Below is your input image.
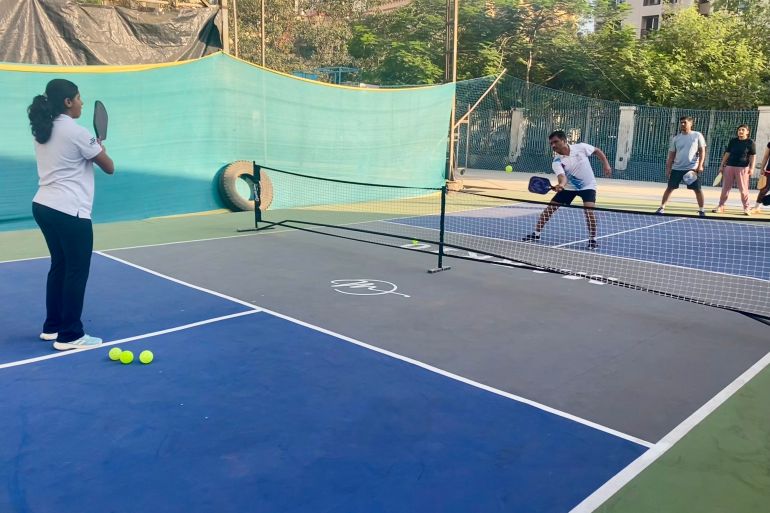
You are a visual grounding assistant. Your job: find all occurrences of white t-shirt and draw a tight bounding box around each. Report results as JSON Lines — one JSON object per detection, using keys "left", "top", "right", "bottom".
{"left": 551, "top": 143, "right": 597, "bottom": 191}
{"left": 32, "top": 114, "right": 102, "bottom": 219}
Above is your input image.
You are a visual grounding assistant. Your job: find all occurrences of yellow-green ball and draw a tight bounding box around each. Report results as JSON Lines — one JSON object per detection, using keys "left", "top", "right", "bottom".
{"left": 120, "top": 351, "right": 134, "bottom": 364}
{"left": 505, "top": 165, "right": 513, "bottom": 173}
{"left": 139, "top": 350, "right": 154, "bottom": 364}
{"left": 108, "top": 347, "right": 122, "bottom": 361}
{"left": 412, "top": 239, "right": 419, "bottom": 245}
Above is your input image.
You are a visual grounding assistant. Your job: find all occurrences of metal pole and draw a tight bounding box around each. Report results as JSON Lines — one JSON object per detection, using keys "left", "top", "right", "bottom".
{"left": 453, "top": 68, "right": 507, "bottom": 130}
{"left": 445, "top": 0, "right": 452, "bottom": 83}
{"left": 261, "top": 0, "right": 266, "bottom": 67}
{"left": 428, "top": 186, "right": 451, "bottom": 273}
{"left": 464, "top": 105, "right": 471, "bottom": 171}
{"left": 221, "top": 0, "right": 230, "bottom": 54}
{"left": 233, "top": 0, "right": 239, "bottom": 58}
{"left": 446, "top": 0, "right": 459, "bottom": 182}
{"left": 452, "top": 0, "right": 458, "bottom": 85}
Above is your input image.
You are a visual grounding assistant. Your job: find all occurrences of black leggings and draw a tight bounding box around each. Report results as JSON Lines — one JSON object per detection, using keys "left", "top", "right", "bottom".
{"left": 32, "top": 202, "right": 93, "bottom": 342}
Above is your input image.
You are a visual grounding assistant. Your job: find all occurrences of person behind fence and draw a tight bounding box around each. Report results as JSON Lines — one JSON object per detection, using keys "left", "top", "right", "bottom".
{"left": 751, "top": 140, "right": 770, "bottom": 213}
{"left": 712, "top": 124, "right": 756, "bottom": 215}
{"left": 655, "top": 116, "right": 707, "bottom": 217}
{"left": 28, "top": 79, "right": 115, "bottom": 351}
{"left": 521, "top": 130, "right": 612, "bottom": 250}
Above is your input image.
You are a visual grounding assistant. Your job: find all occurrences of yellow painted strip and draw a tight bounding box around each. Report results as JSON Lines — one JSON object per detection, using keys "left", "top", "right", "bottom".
{"left": 0, "top": 52, "right": 219, "bottom": 74}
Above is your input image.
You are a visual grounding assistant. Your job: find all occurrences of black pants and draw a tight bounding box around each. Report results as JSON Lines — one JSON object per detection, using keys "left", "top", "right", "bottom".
{"left": 32, "top": 202, "right": 93, "bottom": 342}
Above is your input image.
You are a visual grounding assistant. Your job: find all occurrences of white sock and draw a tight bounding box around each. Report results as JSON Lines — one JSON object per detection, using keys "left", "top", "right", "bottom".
{"left": 534, "top": 230, "right": 541, "bottom": 236}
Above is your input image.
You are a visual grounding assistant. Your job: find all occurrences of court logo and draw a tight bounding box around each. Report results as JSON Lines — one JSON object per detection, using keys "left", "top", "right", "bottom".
{"left": 330, "top": 279, "right": 410, "bottom": 298}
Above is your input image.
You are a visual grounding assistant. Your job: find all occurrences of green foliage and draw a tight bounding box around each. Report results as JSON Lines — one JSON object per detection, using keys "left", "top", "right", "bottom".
{"left": 228, "top": 0, "right": 770, "bottom": 107}
{"left": 234, "top": 0, "right": 365, "bottom": 77}
{"left": 631, "top": 8, "right": 769, "bottom": 109}
{"left": 349, "top": 0, "right": 447, "bottom": 84}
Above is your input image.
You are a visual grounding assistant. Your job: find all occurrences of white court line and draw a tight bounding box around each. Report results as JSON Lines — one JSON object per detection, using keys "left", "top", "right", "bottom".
{"left": 0, "top": 199, "right": 524, "bottom": 265}
{"left": 95, "top": 251, "right": 262, "bottom": 309}
{"left": 6, "top": 238, "right": 654, "bottom": 447}
{"left": 235, "top": 307, "right": 651, "bottom": 447}
{"left": 0, "top": 224, "right": 295, "bottom": 265}
{"left": 386, "top": 216, "right": 770, "bottom": 283}
{"left": 570, "top": 350, "right": 770, "bottom": 513}
{"left": 554, "top": 217, "right": 686, "bottom": 248}
{"left": 0, "top": 311, "right": 258, "bottom": 370}
{"left": 92, "top": 252, "right": 653, "bottom": 448}
{"left": 0, "top": 255, "right": 48, "bottom": 264}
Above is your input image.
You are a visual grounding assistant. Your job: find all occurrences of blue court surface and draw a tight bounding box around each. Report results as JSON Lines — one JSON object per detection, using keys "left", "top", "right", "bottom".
{"left": 0, "top": 255, "right": 251, "bottom": 366}
{"left": 390, "top": 205, "right": 770, "bottom": 280}
{"left": 0, "top": 254, "right": 647, "bottom": 513}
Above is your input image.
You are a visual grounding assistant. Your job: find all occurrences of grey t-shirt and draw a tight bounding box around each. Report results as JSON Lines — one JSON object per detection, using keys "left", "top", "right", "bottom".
{"left": 669, "top": 131, "right": 707, "bottom": 170}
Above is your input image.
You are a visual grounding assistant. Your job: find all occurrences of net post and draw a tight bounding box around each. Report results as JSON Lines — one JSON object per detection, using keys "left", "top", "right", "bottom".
{"left": 237, "top": 161, "right": 275, "bottom": 232}
{"left": 428, "top": 185, "right": 451, "bottom": 274}
{"left": 253, "top": 162, "right": 263, "bottom": 228}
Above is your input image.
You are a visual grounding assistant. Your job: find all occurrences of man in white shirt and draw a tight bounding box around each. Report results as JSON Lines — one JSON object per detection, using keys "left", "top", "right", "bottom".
{"left": 522, "top": 130, "right": 612, "bottom": 249}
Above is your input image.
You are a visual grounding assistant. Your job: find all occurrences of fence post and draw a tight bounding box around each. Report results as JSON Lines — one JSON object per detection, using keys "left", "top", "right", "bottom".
{"left": 584, "top": 103, "right": 592, "bottom": 143}
{"left": 615, "top": 106, "right": 636, "bottom": 172}
{"left": 507, "top": 108, "right": 526, "bottom": 164}
{"left": 705, "top": 108, "right": 716, "bottom": 151}
{"left": 755, "top": 106, "right": 770, "bottom": 177}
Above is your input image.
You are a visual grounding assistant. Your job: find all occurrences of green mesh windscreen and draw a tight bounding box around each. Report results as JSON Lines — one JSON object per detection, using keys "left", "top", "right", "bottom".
{"left": 0, "top": 53, "right": 454, "bottom": 231}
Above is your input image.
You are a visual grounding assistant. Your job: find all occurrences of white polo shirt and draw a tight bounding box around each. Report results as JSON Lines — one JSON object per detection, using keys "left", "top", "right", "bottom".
{"left": 33, "top": 114, "right": 102, "bottom": 219}
{"left": 551, "top": 143, "right": 598, "bottom": 191}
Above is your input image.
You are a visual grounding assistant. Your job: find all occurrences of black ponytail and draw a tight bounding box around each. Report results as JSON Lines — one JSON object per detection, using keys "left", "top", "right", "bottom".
{"left": 28, "top": 79, "right": 79, "bottom": 144}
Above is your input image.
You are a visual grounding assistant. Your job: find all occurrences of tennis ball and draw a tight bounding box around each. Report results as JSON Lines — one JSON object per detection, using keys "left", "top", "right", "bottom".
{"left": 120, "top": 351, "right": 134, "bottom": 365}
{"left": 412, "top": 239, "right": 419, "bottom": 245}
{"left": 139, "top": 350, "right": 154, "bottom": 364}
{"left": 108, "top": 347, "right": 122, "bottom": 361}
{"left": 505, "top": 165, "right": 513, "bottom": 173}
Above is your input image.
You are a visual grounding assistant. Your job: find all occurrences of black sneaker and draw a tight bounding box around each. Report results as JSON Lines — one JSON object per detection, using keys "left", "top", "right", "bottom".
{"left": 522, "top": 233, "right": 541, "bottom": 242}
{"left": 586, "top": 239, "right": 598, "bottom": 250}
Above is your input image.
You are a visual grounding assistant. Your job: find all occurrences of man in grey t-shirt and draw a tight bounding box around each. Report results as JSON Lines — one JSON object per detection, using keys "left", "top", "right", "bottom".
{"left": 656, "top": 116, "right": 708, "bottom": 216}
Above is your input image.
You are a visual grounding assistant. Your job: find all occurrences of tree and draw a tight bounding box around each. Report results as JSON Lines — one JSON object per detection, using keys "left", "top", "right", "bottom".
{"left": 505, "top": 0, "right": 589, "bottom": 85}
{"left": 348, "top": 0, "right": 447, "bottom": 84}
{"left": 349, "top": 0, "right": 586, "bottom": 85}
{"left": 554, "top": 0, "right": 642, "bottom": 102}
{"left": 235, "top": 0, "right": 369, "bottom": 76}
{"left": 630, "top": 7, "right": 769, "bottom": 109}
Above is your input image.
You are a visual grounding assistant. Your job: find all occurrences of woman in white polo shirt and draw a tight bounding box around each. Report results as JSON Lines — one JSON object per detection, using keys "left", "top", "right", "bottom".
{"left": 28, "top": 79, "right": 114, "bottom": 351}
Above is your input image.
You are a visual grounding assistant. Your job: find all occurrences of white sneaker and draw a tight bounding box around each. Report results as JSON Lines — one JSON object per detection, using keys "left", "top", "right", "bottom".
{"left": 39, "top": 332, "right": 58, "bottom": 341}
{"left": 53, "top": 335, "right": 103, "bottom": 351}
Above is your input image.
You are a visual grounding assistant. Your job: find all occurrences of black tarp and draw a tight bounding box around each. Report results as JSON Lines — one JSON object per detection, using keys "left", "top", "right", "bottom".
{"left": 0, "top": 0, "right": 222, "bottom": 65}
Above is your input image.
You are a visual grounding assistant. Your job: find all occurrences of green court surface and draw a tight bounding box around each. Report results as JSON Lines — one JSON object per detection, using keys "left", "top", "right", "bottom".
{"left": 596, "top": 359, "right": 770, "bottom": 513}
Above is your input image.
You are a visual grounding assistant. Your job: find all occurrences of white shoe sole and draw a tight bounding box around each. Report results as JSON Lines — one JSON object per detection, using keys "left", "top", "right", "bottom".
{"left": 39, "top": 332, "right": 58, "bottom": 341}
{"left": 53, "top": 339, "right": 103, "bottom": 351}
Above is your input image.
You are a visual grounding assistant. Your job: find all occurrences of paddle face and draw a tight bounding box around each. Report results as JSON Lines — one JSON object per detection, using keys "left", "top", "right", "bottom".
{"left": 759, "top": 173, "right": 767, "bottom": 191}
{"left": 528, "top": 176, "right": 553, "bottom": 195}
{"left": 682, "top": 170, "right": 698, "bottom": 186}
{"left": 712, "top": 172, "right": 722, "bottom": 187}
{"left": 93, "top": 100, "right": 108, "bottom": 141}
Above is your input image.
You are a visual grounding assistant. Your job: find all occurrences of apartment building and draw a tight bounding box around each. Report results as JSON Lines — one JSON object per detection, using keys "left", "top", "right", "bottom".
{"left": 620, "top": 0, "right": 712, "bottom": 37}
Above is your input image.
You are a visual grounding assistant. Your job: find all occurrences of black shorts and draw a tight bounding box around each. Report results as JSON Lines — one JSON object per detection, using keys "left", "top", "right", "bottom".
{"left": 552, "top": 189, "right": 596, "bottom": 205}
{"left": 668, "top": 169, "right": 701, "bottom": 191}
